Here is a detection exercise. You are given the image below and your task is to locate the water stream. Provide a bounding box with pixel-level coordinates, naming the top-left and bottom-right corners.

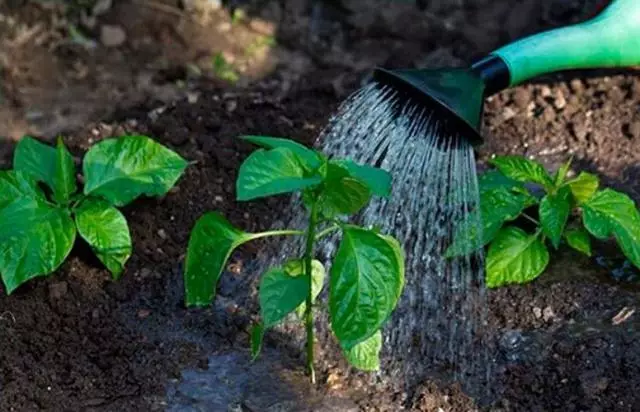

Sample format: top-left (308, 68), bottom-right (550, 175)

top-left (266, 83), bottom-right (491, 394)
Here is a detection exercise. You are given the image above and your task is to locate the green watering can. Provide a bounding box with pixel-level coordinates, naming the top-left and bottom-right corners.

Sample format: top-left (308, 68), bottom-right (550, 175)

top-left (373, 0), bottom-right (640, 146)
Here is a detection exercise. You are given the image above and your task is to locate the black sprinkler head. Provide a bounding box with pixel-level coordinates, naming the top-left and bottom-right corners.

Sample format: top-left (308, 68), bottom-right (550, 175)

top-left (372, 56), bottom-right (510, 147)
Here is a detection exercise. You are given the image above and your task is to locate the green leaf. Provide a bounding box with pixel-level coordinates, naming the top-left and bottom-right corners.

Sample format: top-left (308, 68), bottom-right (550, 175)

top-left (14, 136), bottom-right (57, 190)
top-left (565, 227), bottom-right (592, 256)
top-left (446, 171), bottom-right (537, 258)
top-left (316, 164), bottom-right (371, 218)
top-left (445, 212), bottom-right (485, 258)
top-left (491, 155), bottom-right (553, 189)
top-left (53, 137), bottom-right (77, 204)
top-left (184, 212), bottom-right (257, 307)
top-left (0, 188), bottom-right (76, 294)
top-left (0, 171), bottom-right (46, 209)
top-left (539, 186), bottom-right (571, 249)
top-left (486, 227), bottom-right (549, 288)
top-left (332, 160), bottom-right (392, 197)
top-left (554, 158), bottom-right (572, 187)
top-left (250, 322), bottom-right (264, 361)
top-left (582, 189), bottom-right (640, 268)
top-left (236, 148), bottom-right (322, 201)
top-left (330, 226), bottom-right (404, 349)
top-left (75, 199), bottom-right (132, 278)
top-left (259, 266), bottom-right (309, 327)
top-left (566, 172), bottom-right (599, 204)
top-left (478, 170), bottom-right (526, 194)
top-left (241, 136), bottom-right (321, 170)
top-left (83, 135), bottom-right (188, 207)
top-left (343, 330), bottom-right (382, 371)
top-left (284, 259), bottom-right (325, 319)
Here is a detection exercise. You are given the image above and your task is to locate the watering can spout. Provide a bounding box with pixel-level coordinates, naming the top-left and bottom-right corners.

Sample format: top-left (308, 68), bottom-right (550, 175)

top-left (372, 68), bottom-right (487, 146)
top-left (372, 0), bottom-right (640, 146)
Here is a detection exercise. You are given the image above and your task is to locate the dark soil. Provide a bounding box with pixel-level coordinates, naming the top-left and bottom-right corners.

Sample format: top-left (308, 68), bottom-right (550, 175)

top-left (2, 0), bottom-right (640, 411)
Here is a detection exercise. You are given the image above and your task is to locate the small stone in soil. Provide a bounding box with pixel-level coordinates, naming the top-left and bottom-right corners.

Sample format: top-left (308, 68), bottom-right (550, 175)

top-left (158, 229), bottom-right (167, 240)
top-left (554, 90), bottom-right (566, 110)
top-left (533, 307), bottom-right (542, 319)
top-left (100, 25), bottom-right (127, 47)
top-left (570, 78), bottom-right (584, 93)
top-left (543, 306), bottom-right (555, 322)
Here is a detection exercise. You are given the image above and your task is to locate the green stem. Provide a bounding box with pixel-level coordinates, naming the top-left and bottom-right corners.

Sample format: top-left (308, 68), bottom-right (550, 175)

top-left (315, 225), bottom-right (340, 241)
top-left (522, 213), bottom-right (540, 226)
top-left (249, 229), bottom-right (305, 241)
top-left (304, 201), bottom-right (319, 384)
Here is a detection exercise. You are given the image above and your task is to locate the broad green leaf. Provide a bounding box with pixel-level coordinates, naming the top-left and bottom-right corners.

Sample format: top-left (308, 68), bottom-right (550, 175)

top-left (75, 199), bottom-right (132, 278)
top-left (565, 228), bottom-right (592, 256)
top-left (486, 227), bottom-right (549, 288)
top-left (539, 186), bottom-right (571, 248)
top-left (554, 158), bottom-right (572, 187)
top-left (53, 137), bottom-right (77, 204)
top-left (14, 136), bottom-right (57, 190)
top-left (445, 173), bottom-right (536, 258)
top-left (478, 170), bottom-right (528, 195)
top-left (566, 172), bottom-right (599, 204)
top-left (0, 197), bottom-right (76, 294)
top-left (250, 322), bottom-right (264, 361)
top-left (582, 189), bottom-right (640, 268)
top-left (0, 171), bottom-right (46, 209)
top-left (612, 228), bottom-right (640, 271)
top-left (343, 330), bottom-right (382, 371)
top-left (316, 163), bottom-right (371, 218)
top-left (241, 136), bottom-right (321, 170)
top-left (236, 148), bottom-right (322, 201)
top-left (491, 156), bottom-right (553, 190)
top-left (184, 212), bottom-right (257, 306)
top-left (330, 226), bottom-right (404, 349)
top-left (259, 266), bottom-right (308, 327)
top-left (445, 212), bottom-right (485, 258)
top-left (283, 259), bottom-right (325, 319)
top-left (83, 135), bottom-right (188, 206)
top-left (332, 160), bottom-right (392, 197)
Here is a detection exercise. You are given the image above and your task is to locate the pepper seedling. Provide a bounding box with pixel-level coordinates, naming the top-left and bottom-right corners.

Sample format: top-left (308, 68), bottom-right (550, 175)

top-left (447, 155), bottom-right (640, 287)
top-left (0, 135), bottom-right (187, 293)
top-left (184, 136), bottom-right (405, 382)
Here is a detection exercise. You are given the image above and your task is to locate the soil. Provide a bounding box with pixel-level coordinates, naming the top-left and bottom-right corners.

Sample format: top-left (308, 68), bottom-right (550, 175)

top-left (1, 0), bottom-right (640, 411)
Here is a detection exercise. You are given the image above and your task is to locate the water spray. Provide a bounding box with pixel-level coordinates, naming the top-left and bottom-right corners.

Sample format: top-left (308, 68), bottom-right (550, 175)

top-left (315, 0), bottom-right (640, 396)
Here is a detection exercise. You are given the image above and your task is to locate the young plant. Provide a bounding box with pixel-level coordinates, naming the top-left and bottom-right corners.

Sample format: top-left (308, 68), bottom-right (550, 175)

top-left (448, 155), bottom-right (640, 288)
top-left (0, 135), bottom-right (187, 293)
top-left (184, 136), bottom-right (405, 382)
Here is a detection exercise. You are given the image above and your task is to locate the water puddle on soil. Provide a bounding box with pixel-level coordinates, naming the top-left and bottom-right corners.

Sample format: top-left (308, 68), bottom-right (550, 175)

top-left (165, 351), bottom-right (358, 412)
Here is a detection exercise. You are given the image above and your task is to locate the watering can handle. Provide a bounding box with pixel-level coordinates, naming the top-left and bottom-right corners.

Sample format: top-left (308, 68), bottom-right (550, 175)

top-left (488, 0), bottom-right (640, 87)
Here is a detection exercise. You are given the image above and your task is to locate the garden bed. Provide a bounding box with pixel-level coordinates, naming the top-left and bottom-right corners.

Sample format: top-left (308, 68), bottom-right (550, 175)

top-left (1, 0), bottom-right (639, 411)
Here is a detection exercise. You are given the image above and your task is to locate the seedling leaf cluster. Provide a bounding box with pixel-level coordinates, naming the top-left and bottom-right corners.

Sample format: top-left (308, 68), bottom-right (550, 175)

top-left (0, 135), bottom-right (187, 293)
top-left (448, 155), bottom-right (640, 287)
top-left (184, 136), bottom-right (405, 382)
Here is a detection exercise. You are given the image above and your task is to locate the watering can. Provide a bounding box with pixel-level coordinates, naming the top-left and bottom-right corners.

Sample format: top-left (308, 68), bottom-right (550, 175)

top-left (373, 0), bottom-right (640, 145)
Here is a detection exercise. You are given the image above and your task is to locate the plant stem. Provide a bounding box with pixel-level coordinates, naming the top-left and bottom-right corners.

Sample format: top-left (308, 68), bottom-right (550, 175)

top-left (315, 224), bottom-right (340, 241)
top-left (304, 201), bottom-right (319, 384)
top-left (522, 213), bottom-right (540, 225)
top-left (250, 229), bottom-right (305, 240)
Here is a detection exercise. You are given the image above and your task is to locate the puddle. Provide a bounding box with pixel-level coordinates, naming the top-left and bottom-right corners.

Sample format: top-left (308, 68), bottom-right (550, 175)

top-left (165, 351), bottom-right (358, 412)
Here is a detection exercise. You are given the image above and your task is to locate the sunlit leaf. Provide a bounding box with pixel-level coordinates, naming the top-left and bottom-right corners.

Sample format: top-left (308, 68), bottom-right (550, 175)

top-left (83, 135), bottom-right (187, 206)
top-left (486, 227), bottom-right (549, 288)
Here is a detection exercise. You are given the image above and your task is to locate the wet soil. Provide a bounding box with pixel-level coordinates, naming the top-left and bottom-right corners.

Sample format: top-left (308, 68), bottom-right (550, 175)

top-left (2, 0), bottom-right (640, 411)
